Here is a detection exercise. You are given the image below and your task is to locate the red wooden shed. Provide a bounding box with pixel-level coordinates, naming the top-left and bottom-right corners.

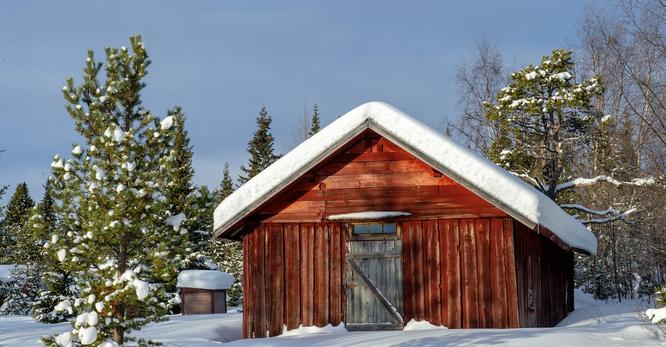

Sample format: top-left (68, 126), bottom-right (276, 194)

top-left (213, 102), bottom-right (597, 338)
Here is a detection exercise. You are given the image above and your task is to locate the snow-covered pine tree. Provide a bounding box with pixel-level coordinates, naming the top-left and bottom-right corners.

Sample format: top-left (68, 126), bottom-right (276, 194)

top-left (484, 49), bottom-right (659, 299)
top-left (32, 180), bottom-right (77, 323)
top-left (187, 186), bottom-right (214, 260)
top-left (485, 50), bottom-right (655, 215)
top-left (485, 49), bottom-right (605, 199)
top-left (2, 183), bottom-right (34, 263)
top-left (216, 162), bottom-right (233, 205)
top-left (238, 107), bottom-right (279, 184)
top-left (308, 104), bottom-right (321, 138)
top-left (209, 163), bottom-right (243, 306)
top-left (163, 110), bottom-right (194, 216)
top-left (159, 111), bottom-right (212, 271)
top-left (0, 183), bottom-right (42, 315)
top-left (42, 36), bottom-right (196, 346)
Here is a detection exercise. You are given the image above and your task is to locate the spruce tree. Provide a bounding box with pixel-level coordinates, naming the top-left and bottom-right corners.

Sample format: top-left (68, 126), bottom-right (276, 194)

top-left (163, 110), bottom-right (194, 215)
top-left (2, 183), bottom-right (34, 263)
top-left (0, 183), bottom-right (43, 315)
top-left (210, 164), bottom-right (243, 306)
top-left (42, 36), bottom-right (196, 346)
top-left (308, 103), bottom-right (321, 137)
top-left (0, 264), bottom-right (40, 315)
top-left (216, 162), bottom-right (233, 204)
top-left (187, 185), bottom-right (214, 264)
top-left (238, 107), bottom-right (279, 184)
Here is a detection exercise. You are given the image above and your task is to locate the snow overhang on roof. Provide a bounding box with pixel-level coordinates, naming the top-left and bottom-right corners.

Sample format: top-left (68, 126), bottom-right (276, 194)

top-left (177, 270), bottom-right (234, 290)
top-left (213, 102), bottom-right (598, 255)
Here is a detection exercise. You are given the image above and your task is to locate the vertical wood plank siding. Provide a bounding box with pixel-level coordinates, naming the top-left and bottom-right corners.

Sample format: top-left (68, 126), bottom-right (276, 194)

top-left (242, 218), bottom-right (575, 337)
top-left (513, 221), bottom-right (575, 327)
top-left (180, 288), bottom-right (227, 314)
top-left (242, 223), bottom-right (346, 338)
top-left (401, 217), bottom-right (520, 329)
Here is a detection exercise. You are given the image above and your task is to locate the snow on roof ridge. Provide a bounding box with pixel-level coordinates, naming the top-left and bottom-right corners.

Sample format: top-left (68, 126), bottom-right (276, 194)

top-left (213, 101), bottom-right (597, 254)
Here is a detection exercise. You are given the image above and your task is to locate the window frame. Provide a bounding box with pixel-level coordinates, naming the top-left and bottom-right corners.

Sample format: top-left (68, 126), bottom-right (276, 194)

top-left (348, 222), bottom-right (401, 241)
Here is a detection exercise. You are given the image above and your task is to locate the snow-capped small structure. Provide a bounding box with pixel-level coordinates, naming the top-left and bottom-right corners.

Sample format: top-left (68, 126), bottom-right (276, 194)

top-left (213, 102), bottom-right (598, 338)
top-left (177, 270), bottom-right (234, 315)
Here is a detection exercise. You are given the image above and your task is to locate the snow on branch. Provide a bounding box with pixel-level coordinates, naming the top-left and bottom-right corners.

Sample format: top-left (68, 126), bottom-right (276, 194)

top-left (574, 207), bottom-right (638, 225)
top-left (560, 204), bottom-right (623, 216)
top-left (508, 170), bottom-right (542, 188)
top-left (554, 175), bottom-right (656, 193)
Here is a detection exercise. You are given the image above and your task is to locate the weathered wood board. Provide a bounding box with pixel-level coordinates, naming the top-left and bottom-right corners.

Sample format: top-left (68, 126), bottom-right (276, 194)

top-left (345, 239), bottom-right (403, 330)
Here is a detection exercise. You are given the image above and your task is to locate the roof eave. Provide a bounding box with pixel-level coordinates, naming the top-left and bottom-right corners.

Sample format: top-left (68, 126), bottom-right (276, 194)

top-left (213, 119), bottom-right (373, 239)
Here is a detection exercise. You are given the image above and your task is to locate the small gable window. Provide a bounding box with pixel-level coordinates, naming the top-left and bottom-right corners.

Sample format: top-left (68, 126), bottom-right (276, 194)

top-left (352, 223), bottom-right (397, 234)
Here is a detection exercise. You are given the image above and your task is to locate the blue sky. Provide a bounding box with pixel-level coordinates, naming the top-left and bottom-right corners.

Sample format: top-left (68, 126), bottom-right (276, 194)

top-left (0, 0), bottom-right (587, 202)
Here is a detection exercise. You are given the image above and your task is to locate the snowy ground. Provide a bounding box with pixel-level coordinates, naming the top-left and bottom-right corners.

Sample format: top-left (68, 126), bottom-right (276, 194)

top-left (0, 312), bottom-right (242, 346)
top-left (1, 292), bottom-right (664, 346)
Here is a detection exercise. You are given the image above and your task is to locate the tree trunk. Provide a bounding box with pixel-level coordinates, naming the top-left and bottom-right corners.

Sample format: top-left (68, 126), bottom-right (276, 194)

top-left (611, 225), bottom-right (622, 302)
top-left (113, 231), bottom-right (128, 344)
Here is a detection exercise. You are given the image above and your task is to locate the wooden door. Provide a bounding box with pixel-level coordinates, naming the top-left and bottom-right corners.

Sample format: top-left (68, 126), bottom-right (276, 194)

top-left (345, 238), bottom-right (404, 330)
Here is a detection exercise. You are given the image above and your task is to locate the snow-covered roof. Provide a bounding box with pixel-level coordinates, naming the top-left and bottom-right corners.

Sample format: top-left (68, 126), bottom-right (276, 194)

top-left (213, 102), bottom-right (597, 254)
top-left (177, 270), bottom-right (234, 290)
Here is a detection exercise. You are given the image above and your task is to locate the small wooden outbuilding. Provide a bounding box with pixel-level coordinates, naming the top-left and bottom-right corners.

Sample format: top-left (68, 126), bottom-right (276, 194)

top-left (213, 102), bottom-right (598, 337)
top-left (177, 270), bottom-right (234, 315)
